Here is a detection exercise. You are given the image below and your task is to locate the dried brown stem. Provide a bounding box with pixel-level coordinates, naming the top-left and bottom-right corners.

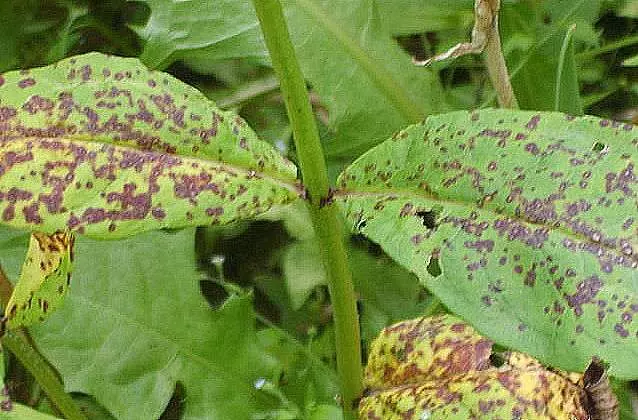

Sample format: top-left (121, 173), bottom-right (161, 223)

top-left (414, 0), bottom-right (518, 108)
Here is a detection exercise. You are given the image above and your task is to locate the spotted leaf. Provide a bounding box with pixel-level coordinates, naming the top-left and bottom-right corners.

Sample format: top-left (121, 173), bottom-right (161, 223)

top-left (338, 109), bottom-right (638, 378)
top-left (360, 314), bottom-right (590, 419)
top-left (5, 231), bottom-right (73, 329)
top-left (0, 53), bottom-right (299, 238)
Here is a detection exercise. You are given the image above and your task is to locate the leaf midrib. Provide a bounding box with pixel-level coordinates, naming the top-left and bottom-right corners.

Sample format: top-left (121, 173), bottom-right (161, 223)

top-left (336, 187), bottom-right (636, 263)
top-left (17, 136), bottom-right (301, 195)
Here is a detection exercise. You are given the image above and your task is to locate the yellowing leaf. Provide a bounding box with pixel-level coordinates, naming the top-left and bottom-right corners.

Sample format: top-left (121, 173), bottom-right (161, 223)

top-left (360, 314), bottom-right (590, 419)
top-left (0, 53), bottom-right (300, 238)
top-left (5, 231), bottom-right (74, 329)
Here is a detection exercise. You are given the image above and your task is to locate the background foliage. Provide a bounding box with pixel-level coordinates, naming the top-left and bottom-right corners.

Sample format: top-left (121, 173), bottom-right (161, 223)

top-left (0, 0), bottom-right (637, 418)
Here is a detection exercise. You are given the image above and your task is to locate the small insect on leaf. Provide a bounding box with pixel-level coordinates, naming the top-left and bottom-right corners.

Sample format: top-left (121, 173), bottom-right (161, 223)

top-left (4, 230), bottom-right (74, 329)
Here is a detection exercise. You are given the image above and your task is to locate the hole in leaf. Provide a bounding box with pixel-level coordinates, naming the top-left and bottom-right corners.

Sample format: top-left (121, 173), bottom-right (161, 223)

top-left (426, 257), bottom-right (441, 277)
top-left (416, 210), bottom-right (438, 229)
top-left (489, 351), bottom-right (506, 368)
top-left (592, 142), bottom-right (606, 152)
top-left (199, 280), bottom-right (230, 310)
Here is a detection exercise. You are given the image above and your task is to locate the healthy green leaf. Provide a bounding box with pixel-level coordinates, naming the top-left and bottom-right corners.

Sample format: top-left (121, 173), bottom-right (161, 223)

top-left (5, 230), bottom-right (74, 329)
top-left (0, 53), bottom-right (300, 238)
top-left (375, 0), bottom-right (473, 35)
top-left (502, 0), bottom-right (600, 111)
top-left (0, 0), bottom-right (84, 73)
top-left (131, 0), bottom-right (268, 69)
top-left (282, 0), bottom-right (447, 158)
top-left (622, 54), bottom-right (638, 67)
top-left (27, 229), bottom-right (286, 419)
top-left (554, 25), bottom-right (583, 115)
top-left (337, 109), bottom-right (638, 379)
top-left (0, 403), bottom-right (61, 420)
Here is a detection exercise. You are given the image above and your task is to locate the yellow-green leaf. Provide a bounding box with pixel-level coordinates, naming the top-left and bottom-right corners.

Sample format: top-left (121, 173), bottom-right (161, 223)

top-left (0, 53), bottom-right (300, 238)
top-left (5, 231), bottom-right (73, 328)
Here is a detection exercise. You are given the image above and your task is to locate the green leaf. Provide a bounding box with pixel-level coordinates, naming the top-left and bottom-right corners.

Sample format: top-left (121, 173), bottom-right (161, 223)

top-left (5, 231), bottom-right (74, 329)
top-left (256, 328), bottom-right (340, 418)
top-left (0, 404), bottom-right (61, 420)
top-left (337, 109), bottom-right (638, 379)
top-left (0, 53), bottom-right (299, 238)
top-left (501, 0), bottom-right (600, 111)
top-left (282, 0), bottom-right (446, 158)
top-left (554, 25), bottom-right (583, 115)
top-left (376, 0), bottom-right (473, 35)
top-left (0, 0), bottom-right (82, 73)
top-left (283, 240), bottom-right (325, 311)
top-left (622, 54), bottom-right (638, 67)
top-left (131, 0), bottom-right (447, 159)
top-left (131, 0), bottom-right (268, 68)
top-left (27, 228), bottom-right (284, 419)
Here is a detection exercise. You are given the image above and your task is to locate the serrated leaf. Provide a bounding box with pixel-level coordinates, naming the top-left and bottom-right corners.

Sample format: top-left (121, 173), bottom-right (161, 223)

top-left (5, 230), bottom-right (73, 328)
top-left (27, 229), bottom-right (286, 419)
top-left (338, 109), bottom-right (638, 379)
top-left (360, 315), bottom-right (589, 419)
top-left (0, 53), bottom-right (299, 238)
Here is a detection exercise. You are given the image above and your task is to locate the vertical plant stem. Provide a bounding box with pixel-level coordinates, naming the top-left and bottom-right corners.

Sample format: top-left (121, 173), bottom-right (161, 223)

top-left (0, 264), bottom-right (86, 420)
top-left (483, 1), bottom-right (518, 109)
top-left (2, 331), bottom-right (86, 420)
top-left (251, 0), bottom-right (363, 417)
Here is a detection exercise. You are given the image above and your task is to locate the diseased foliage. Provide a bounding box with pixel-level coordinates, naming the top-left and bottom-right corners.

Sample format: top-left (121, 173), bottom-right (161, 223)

top-left (0, 53), bottom-right (300, 238)
top-left (360, 314), bottom-right (590, 419)
top-left (0, 1), bottom-right (637, 416)
top-left (5, 230), bottom-right (73, 329)
top-left (338, 109), bottom-right (638, 378)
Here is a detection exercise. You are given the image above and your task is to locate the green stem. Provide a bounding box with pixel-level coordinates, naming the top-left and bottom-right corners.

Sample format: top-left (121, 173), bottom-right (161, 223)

top-left (2, 330), bottom-right (86, 420)
top-left (0, 263), bottom-right (85, 420)
top-left (250, 1), bottom-right (363, 418)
